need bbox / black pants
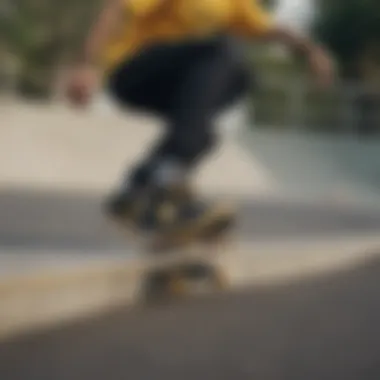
[108,35,250,189]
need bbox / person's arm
[78,0,125,66]
[67,0,164,106]
[66,0,126,106]
[232,0,335,87]
[263,26,324,59]
[264,26,335,87]
[78,0,163,66]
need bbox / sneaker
[151,188,236,251]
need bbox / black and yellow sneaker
[105,183,236,248]
[105,188,151,232]
[150,187,236,251]
[104,185,186,233]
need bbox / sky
[275,0,315,30]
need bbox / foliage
[1,0,102,97]
[313,0,380,78]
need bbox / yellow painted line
[0,236,379,342]
[2,236,380,294]
[0,260,139,295]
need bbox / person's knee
[204,37,250,103]
[206,36,244,66]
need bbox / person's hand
[65,64,100,107]
[307,48,335,88]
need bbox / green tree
[313,0,380,134]
[1,0,102,98]
[313,0,380,80]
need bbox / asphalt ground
[1,188,380,253]
[0,255,379,380]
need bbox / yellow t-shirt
[103,0,273,70]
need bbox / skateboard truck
[140,260,229,303]
[108,205,235,303]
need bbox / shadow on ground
[0,255,379,380]
[2,187,380,252]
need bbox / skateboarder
[66,0,334,246]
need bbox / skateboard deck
[109,208,235,302]
[111,213,235,302]
[139,225,233,302]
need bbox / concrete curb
[1,235,380,342]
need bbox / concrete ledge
[0,102,273,196]
[1,235,380,342]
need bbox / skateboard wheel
[172,264,228,295]
[211,269,229,290]
[141,263,228,303]
[167,273,188,296]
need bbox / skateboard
[110,210,235,302]
[139,217,234,303]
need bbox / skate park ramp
[240,128,380,207]
[1,102,380,253]
[1,102,380,368]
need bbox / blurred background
[1,1,380,379]
[1,0,379,133]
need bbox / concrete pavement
[1,101,380,345]
[2,187,380,254]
